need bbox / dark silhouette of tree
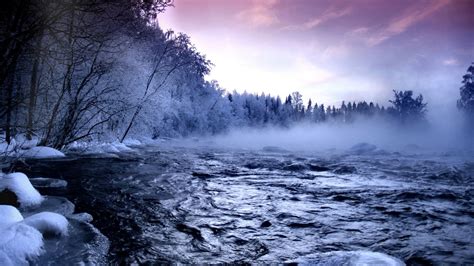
[389,90,427,124]
[457,63,474,123]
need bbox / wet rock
[333,165,357,174]
[262,146,288,153]
[176,223,204,241]
[0,188,19,207]
[260,220,272,228]
[349,142,378,155]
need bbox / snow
[351,251,404,266]
[0,139,16,154]
[0,205,23,227]
[0,206,45,265]
[0,173,43,207]
[68,141,135,155]
[19,146,65,159]
[123,139,142,146]
[294,251,405,266]
[24,212,69,237]
[0,223,44,265]
[14,134,39,150]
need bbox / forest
[0,0,473,150]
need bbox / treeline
[226,89,427,128]
[1,1,472,149]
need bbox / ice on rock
[19,146,65,159]
[24,212,69,237]
[0,173,43,207]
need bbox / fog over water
[207,114,472,153]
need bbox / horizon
[158,0,473,108]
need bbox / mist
[206,113,471,153]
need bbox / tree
[389,90,427,124]
[457,63,474,122]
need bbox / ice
[24,212,69,237]
[19,146,65,159]
[0,173,43,207]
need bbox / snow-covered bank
[0,172,109,264]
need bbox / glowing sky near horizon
[158,0,473,107]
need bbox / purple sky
[158,0,473,108]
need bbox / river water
[14,142,474,264]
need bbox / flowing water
[14,142,474,264]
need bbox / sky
[158,0,473,108]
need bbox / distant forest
[1,1,473,149]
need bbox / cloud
[237,0,279,28]
[284,6,352,31]
[443,58,459,66]
[366,0,450,46]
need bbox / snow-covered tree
[389,90,427,124]
[457,63,474,124]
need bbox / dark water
[14,143,474,264]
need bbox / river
[13,141,474,264]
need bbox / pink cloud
[237,0,279,28]
[367,0,450,46]
[284,6,352,31]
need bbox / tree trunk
[26,31,43,140]
[120,105,141,142]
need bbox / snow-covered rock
[293,250,405,266]
[19,146,65,159]
[349,142,378,155]
[0,205,24,227]
[0,173,43,207]
[0,205,44,265]
[24,212,69,237]
[0,223,44,265]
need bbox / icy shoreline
[0,170,109,264]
